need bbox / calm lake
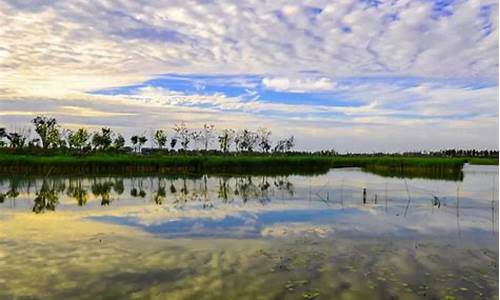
[0,165,498,299]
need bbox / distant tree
[6,132,27,148]
[67,128,90,151]
[170,137,178,150]
[274,135,295,152]
[130,135,139,152]
[218,129,235,152]
[91,128,113,151]
[32,116,59,149]
[0,128,6,148]
[190,130,202,150]
[257,127,272,152]
[285,135,295,151]
[153,129,167,149]
[235,129,258,152]
[173,122,190,150]
[113,134,125,150]
[201,124,215,151]
[0,128,6,147]
[131,135,147,153]
[27,138,41,148]
[138,136,147,152]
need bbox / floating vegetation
[284,279,308,291]
[302,290,320,299]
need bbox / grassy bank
[0,152,469,180]
[465,157,499,165]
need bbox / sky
[0,0,498,152]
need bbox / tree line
[0,116,295,154]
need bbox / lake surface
[0,165,498,299]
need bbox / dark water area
[0,165,497,299]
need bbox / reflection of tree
[173,178,189,208]
[0,178,22,203]
[32,180,59,213]
[130,179,146,198]
[274,177,294,197]
[170,182,177,194]
[236,177,259,203]
[153,178,166,205]
[201,175,213,209]
[7,178,21,199]
[258,177,271,205]
[92,181,113,206]
[113,179,124,195]
[217,177,231,203]
[67,179,88,206]
[130,188,146,198]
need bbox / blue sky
[0,0,498,151]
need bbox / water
[0,165,497,299]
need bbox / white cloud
[262,77,336,92]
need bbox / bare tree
[257,127,272,152]
[173,122,190,150]
[191,130,202,150]
[5,127,30,149]
[274,135,295,152]
[201,124,215,151]
[218,129,235,152]
[235,129,258,152]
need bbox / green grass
[466,157,499,165]
[0,152,469,180]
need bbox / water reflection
[0,175,297,211]
[0,167,497,240]
[0,166,497,300]
[32,179,59,213]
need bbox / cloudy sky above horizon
[0,0,498,152]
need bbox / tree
[131,135,139,152]
[201,124,215,151]
[218,129,235,152]
[257,127,272,152]
[6,132,27,148]
[138,136,147,152]
[285,135,295,151]
[274,136,295,152]
[153,129,167,149]
[67,128,90,151]
[113,134,125,150]
[131,135,147,153]
[91,128,113,151]
[190,130,202,150]
[173,122,190,150]
[0,128,6,148]
[170,137,178,150]
[235,129,258,152]
[32,116,59,149]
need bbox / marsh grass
[0,152,468,180]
